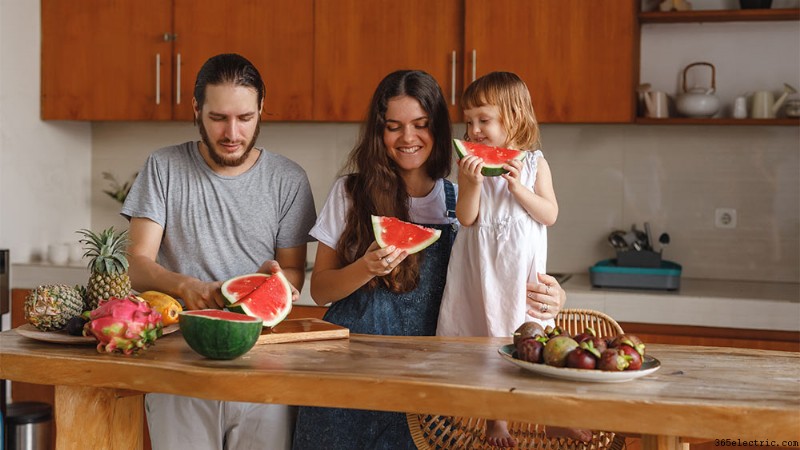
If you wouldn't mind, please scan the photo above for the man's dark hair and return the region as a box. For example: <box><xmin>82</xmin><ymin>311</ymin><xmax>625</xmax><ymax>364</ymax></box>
<box><xmin>193</xmin><ymin>53</ymin><xmax>265</xmax><ymax>113</ymax></box>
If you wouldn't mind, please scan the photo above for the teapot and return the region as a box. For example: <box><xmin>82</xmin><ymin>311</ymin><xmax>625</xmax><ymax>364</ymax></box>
<box><xmin>675</xmin><ymin>62</ymin><xmax>720</xmax><ymax>118</ymax></box>
<box><xmin>751</xmin><ymin>83</ymin><xmax>797</xmax><ymax>119</ymax></box>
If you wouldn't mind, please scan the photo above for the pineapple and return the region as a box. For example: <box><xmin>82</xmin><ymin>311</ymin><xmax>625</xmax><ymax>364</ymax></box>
<box><xmin>78</xmin><ymin>227</ymin><xmax>132</xmax><ymax>310</ymax></box>
<box><xmin>25</xmin><ymin>284</ymin><xmax>85</xmax><ymax>331</ymax></box>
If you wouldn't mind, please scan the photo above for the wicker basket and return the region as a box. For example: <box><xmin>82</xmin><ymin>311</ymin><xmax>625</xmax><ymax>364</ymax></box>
<box><xmin>408</xmin><ymin>309</ymin><xmax>626</xmax><ymax>450</ymax></box>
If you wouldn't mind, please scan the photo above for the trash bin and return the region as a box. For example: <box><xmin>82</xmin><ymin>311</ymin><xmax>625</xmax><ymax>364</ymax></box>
<box><xmin>4</xmin><ymin>402</ymin><xmax>52</xmax><ymax>450</ymax></box>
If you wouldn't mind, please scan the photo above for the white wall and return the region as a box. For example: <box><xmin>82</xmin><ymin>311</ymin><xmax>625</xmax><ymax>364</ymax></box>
<box><xmin>0</xmin><ymin>0</ymin><xmax>92</xmax><ymax>264</ymax></box>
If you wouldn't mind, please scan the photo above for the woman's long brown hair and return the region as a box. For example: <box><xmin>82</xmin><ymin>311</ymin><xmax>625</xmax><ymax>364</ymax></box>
<box><xmin>337</xmin><ymin>70</ymin><xmax>453</xmax><ymax>293</ymax></box>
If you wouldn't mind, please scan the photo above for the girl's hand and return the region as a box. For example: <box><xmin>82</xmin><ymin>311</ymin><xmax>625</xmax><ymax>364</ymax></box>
<box><xmin>501</xmin><ymin>159</ymin><xmax>524</xmax><ymax>193</ymax></box>
<box><xmin>362</xmin><ymin>241</ymin><xmax>407</xmax><ymax>277</ymax></box>
<box><xmin>458</xmin><ymin>155</ymin><xmax>484</xmax><ymax>186</ymax></box>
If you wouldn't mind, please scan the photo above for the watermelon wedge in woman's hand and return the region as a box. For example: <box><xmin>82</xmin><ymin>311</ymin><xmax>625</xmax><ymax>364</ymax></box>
<box><xmin>453</xmin><ymin>139</ymin><xmax>525</xmax><ymax>177</ymax></box>
<box><xmin>371</xmin><ymin>216</ymin><xmax>441</xmax><ymax>255</ymax></box>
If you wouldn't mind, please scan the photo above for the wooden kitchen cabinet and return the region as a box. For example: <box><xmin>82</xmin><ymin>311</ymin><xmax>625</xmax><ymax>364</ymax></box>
<box><xmin>41</xmin><ymin>0</ymin><xmax>314</xmax><ymax>121</ymax></box>
<box><xmin>41</xmin><ymin>0</ymin><xmax>173</xmax><ymax>120</ymax></box>
<box><xmin>313</xmin><ymin>0</ymin><xmax>464</xmax><ymax>121</ymax></box>
<box><xmin>313</xmin><ymin>0</ymin><xmax>637</xmax><ymax>123</ymax></box>
<box><xmin>172</xmin><ymin>0</ymin><xmax>314</xmax><ymax>121</ymax></box>
<box><xmin>464</xmin><ymin>0</ymin><xmax>638</xmax><ymax>123</ymax></box>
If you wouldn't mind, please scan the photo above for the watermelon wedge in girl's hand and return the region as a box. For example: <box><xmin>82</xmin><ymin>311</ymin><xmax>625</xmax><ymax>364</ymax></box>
<box><xmin>453</xmin><ymin>139</ymin><xmax>525</xmax><ymax>177</ymax></box>
<box><xmin>221</xmin><ymin>272</ymin><xmax>292</xmax><ymax>328</ymax></box>
<box><xmin>371</xmin><ymin>216</ymin><xmax>441</xmax><ymax>255</ymax></box>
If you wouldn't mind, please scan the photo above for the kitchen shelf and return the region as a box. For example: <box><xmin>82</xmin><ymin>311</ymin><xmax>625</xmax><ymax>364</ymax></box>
<box><xmin>636</xmin><ymin>117</ymin><xmax>800</xmax><ymax>125</ymax></box>
<box><xmin>639</xmin><ymin>8</ymin><xmax>800</xmax><ymax>23</ymax></box>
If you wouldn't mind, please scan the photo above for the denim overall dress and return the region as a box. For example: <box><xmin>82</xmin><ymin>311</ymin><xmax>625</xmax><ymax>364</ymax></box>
<box><xmin>292</xmin><ymin>180</ymin><xmax>457</xmax><ymax>450</ymax></box>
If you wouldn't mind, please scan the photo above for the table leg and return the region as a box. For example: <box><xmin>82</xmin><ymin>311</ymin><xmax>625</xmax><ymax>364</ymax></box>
<box><xmin>54</xmin><ymin>385</ymin><xmax>143</xmax><ymax>450</ymax></box>
<box><xmin>642</xmin><ymin>435</ymin><xmax>685</xmax><ymax>450</ymax></box>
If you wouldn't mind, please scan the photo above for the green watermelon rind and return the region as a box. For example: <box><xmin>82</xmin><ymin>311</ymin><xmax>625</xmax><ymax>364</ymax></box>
<box><xmin>224</xmin><ymin>272</ymin><xmax>293</xmax><ymax>328</ymax></box>
<box><xmin>178</xmin><ymin>310</ymin><xmax>262</xmax><ymax>360</ymax></box>
<box><xmin>453</xmin><ymin>139</ymin><xmax>525</xmax><ymax>177</ymax></box>
<box><xmin>371</xmin><ymin>215</ymin><xmax>442</xmax><ymax>255</ymax></box>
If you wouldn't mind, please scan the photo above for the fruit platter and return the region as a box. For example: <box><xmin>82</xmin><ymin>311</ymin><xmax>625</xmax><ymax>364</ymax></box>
<box><xmin>499</xmin><ymin>321</ymin><xmax>661</xmax><ymax>383</ymax></box>
<box><xmin>15</xmin><ymin>322</ymin><xmax>179</xmax><ymax>345</ymax></box>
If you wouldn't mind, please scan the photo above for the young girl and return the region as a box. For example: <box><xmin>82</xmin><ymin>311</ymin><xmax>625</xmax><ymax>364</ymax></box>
<box><xmin>436</xmin><ymin>72</ymin><xmax>590</xmax><ymax>446</ymax></box>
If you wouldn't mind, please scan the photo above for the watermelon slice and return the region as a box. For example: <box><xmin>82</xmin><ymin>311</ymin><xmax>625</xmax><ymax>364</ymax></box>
<box><xmin>371</xmin><ymin>215</ymin><xmax>441</xmax><ymax>255</ymax></box>
<box><xmin>221</xmin><ymin>273</ymin><xmax>292</xmax><ymax>327</ymax></box>
<box><xmin>453</xmin><ymin>139</ymin><xmax>526</xmax><ymax>177</ymax></box>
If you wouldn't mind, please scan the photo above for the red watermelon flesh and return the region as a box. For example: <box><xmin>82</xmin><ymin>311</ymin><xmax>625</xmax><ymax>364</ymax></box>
<box><xmin>371</xmin><ymin>215</ymin><xmax>441</xmax><ymax>255</ymax></box>
<box><xmin>453</xmin><ymin>139</ymin><xmax>526</xmax><ymax>177</ymax></box>
<box><xmin>221</xmin><ymin>273</ymin><xmax>292</xmax><ymax>327</ymax></box>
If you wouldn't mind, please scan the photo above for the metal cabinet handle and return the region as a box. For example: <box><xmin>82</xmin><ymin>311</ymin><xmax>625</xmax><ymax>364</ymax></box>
<box><xmin>471</xmin><ymin>49</ymin><xmax>477</xmax><ymax>82</ymax></box>
<box><xmin>450</xmin><ymin>51</ymin><xmax>456</xmax><ymax>106</ymax></box>
<box><xmin>155</xmin><ymin>53</ymin><xmax>161</xmax><ymax>105</ymax></box>
<box><xmin>176</xmin><ymin>53</ymin><xmax>181</xmax><ymax>105</ymax></box>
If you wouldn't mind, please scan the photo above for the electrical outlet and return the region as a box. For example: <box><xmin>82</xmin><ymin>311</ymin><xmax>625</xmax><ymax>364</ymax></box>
<box><xmin>715</xmin><ymin>208</ymin><xmax>737</xmax><ymax>229</ymax></box>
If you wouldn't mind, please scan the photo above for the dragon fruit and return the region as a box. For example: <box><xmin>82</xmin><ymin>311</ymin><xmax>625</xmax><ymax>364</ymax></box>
<box><xmin>83</xmin><ymin>297</ymin><xmax>163</xmax><ymax>355</ymax></box>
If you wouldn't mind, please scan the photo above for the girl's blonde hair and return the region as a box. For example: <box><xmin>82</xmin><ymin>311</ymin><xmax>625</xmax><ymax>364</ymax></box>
<box><xmin>461</xmin><ymin>71</ymin><xmax>540</xmax><ymax>150</ymax></box>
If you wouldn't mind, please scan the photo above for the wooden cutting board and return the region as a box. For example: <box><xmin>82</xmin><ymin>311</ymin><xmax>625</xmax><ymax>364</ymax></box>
<box><xmin>258</xmin><ymin>318</ymin><xmax>349</xmax><ymax>344</ymax></box>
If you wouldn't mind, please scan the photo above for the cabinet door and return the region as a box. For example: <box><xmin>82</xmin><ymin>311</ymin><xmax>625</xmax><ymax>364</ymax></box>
<box><xmin>464</xmin><ymin>0</ymin><xmax>637</xmax><ymax>123</ymax></box>
<box><xmin>314</xmin><ymin>0</ymin><xmax>463</xmax><ymax>121</ymax></box>
<box><xmin>41</xmin><ymin>0</ymin><xmax>173</xmax><ymax>120</ymax></box>
<box><xmin>174</xmin><ymin>0</ymin><xmax>314</xmax><ymax>121</ymax></box>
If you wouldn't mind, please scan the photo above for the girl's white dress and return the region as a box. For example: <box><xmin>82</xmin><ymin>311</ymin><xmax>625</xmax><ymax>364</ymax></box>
<box><xmin>437</xmin><ymin>150</ymin><xmax>554</xmax><ymax>338</ymax></box>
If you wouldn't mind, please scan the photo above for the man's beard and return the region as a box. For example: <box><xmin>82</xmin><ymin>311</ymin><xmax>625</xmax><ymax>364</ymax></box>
<box><xmin>198</xmin><ymin>120</ymin><xmax>260</xmax><ymax>167</ymax></box>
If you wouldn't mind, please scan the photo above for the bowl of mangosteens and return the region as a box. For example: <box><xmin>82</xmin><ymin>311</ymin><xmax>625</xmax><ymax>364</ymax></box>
<box><xmin>499</xmin><ymin>322</ymin><xmax>660</xmax><ymax>382</ymax></box>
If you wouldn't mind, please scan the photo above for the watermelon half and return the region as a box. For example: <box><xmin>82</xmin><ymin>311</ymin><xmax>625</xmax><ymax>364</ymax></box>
<box><xmin>179</xmin><ymin>309</ymin><xmax>262</xmax><ymax>360</ymax></box>
<box><xmin>221</xmin><ymin>273</ymin><xmax>292</xmax><ymax>327</ymax></box>
<box><xmin>453</xmin><ymin>139</ymin><xmax>526</xmax><ymax>177</ymax></box>
<box><xmin>371</xmin><ymin>215</ymin><xmax>441</xmax><ymax>255</ymax></box>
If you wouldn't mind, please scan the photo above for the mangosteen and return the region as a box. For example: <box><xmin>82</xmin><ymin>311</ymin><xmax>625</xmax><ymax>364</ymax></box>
<box><xmin>65</xmin><ymin>315</ymin><xmax>89</xmax><ymax>336</ymax></box>
<box><xmin>573</xmin><ymin>326</ymin><xmax>597</xmax><ymax>345</ymax></box>
<box><xmin>566</xmin><ymin>348</ymin><xmax>596</xmax><ymax>370</ymax></box>
<box><xmin>513</xmin><ymin>321</ymin><xmax>545</xmax><ymax>347</ymax></box>
<box><xmin>516</xmin><ymin>337</ymin><xmax>544</xmax><ymax>364</ymax></box>
<box><xmin>609</xmin><ymin>334</ymin><xmax>645</xmax><ymax>356</ymax></box>
<box><xmin>618</xmin><ymin>344</ymin><xmax>643</xmax><ymax>370</ymax></box>
<box><xmin>543</xmin><ymin>335</ymin><xmax>579</xmax><ymax>367</ymax></box>
<box><xmin>597</xmin><ymin>348</ymin><xmax>630</xmax><ymax>372</ymax></box>
<box><xmin>589</xmin><ymin>336</ymin><xmax>608</xmax><ymax>354</ymax></box>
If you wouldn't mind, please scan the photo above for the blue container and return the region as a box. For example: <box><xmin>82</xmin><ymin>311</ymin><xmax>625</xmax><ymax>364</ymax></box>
<box><xmin>590</xmin><ymin>259</ymin><xmax>681</xmax><ymax>290</ymax></box>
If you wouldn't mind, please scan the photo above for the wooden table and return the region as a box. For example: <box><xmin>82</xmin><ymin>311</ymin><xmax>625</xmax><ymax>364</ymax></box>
<box><xmin>1</xmin><ymin>329</ymin><xmax>798</xmax><ymax>450</ymax></box>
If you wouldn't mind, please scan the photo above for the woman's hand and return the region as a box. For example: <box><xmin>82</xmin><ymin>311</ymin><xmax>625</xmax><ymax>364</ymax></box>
<box><xmin>362</xmin><ymin>241</ymin><xmax>407</xmax><ymax>277</ymax></box>
<box><xmin>525</xmin><ymin>273</ymin><xmax>566</xmax><ymax>320</ymax></box>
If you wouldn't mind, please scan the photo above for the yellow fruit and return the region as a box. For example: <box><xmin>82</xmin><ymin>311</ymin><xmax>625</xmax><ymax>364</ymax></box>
<box><xmin>138</xmin><ymin>291</ymin><xmax>183</xmax><ymax>326</ymax></box>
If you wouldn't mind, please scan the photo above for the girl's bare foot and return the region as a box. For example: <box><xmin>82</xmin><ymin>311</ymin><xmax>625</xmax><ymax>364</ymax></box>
<box><xmin>546</xmin><ymin>426</ymin><xmax>593</xmax><ymax>442</ymax></box>
<box><xmin>485</xmin><ymin>419</ymin><xmax>518</xmax><ymax>448</ymax></box>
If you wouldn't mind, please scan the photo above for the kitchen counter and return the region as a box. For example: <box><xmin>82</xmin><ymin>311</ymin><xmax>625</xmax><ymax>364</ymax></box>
<box><xmin>565</xmin><ymin>274</ymin><xmax>800</xmax><ymax>332</ymax></box>
<box><xmin>1</xmin><ymin>330</ymin><xmax>798</xmax><ymax>449</ymax></box>
<box><xmin>13</xmin><ymin>263</ymin><xmax>799</xmax><ymax>332</ymax></box>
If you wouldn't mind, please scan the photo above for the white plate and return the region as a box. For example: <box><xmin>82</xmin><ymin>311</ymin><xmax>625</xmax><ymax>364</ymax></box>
<box><xmin>498</xmin><ymin>344</ymin><xmax>660</xmax><ymax>383</ymax></box>
<box><xmin>15</xmin><ymin>323</ymin><xmax>179</xmax><ymax>345</ymax></box>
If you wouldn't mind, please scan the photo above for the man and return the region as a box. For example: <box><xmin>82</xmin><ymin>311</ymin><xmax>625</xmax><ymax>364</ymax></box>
<box><xmin>122</xmin><ymin>53</ymin><xmax>316</xmax><ymax>450</ymax></box>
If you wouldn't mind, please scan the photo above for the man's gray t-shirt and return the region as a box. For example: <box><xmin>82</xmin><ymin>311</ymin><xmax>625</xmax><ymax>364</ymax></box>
<box><xmin>121</xmin><ymin>141</ymin><xmax>316</xmax><ymax>281</ymax></box>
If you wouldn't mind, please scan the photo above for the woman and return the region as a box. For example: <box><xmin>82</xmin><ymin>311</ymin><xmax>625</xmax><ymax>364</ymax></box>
<box><xmin>292</xmin><ymin>70</ymin><xmax>566</xmax><ymax>450</ymax></box>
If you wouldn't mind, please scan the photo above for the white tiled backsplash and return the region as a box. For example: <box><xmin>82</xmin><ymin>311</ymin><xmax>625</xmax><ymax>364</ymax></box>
<box><xmin>90</xmin><ymin>122</ymin><xmax>799</xmax><ymax>284</ymax></box>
